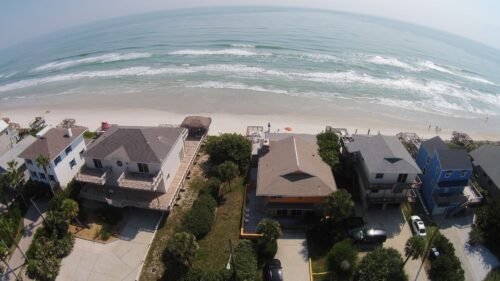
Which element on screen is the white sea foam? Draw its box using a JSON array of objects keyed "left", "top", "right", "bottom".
[
  {"left": 0, "top": 72, "right": 17, "bottom": 79},
  {"left": 366, "top": 55, "right": 418, "bottom": 71},
  {"left": 417, "top": 60, "right": 454, "bottom": 75},
  {"left": 230, "top": 44, "right": 256, "bottom": 48},
  {"left": 169, "top": 49, "right": 270, "bottom": 56},
  {"left": 32, "top": 52, "right": 152, "bottom": 72}
]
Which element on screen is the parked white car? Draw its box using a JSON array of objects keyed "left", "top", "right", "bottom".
[{"left": 410, "top": 215, "right": 427, "bottom": 237}]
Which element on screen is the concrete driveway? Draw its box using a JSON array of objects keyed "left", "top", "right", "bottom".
[
  {"left": 440, "top": 215, "right": 499, "bottom": 281},
  {"left": 57, "top": 208, "right": 161, "bottom": 281},
  {"left": 362, "top": 206, "right": 429, "bottom": 281},
  {"left": 275, "top": 231, "right": 310, "bottom": 281}
]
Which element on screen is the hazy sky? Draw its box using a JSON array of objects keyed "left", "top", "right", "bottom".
[{"left": 1, "top": 0, "right": 499, "bottom": 50}]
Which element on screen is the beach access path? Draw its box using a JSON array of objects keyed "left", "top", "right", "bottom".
[{"left": 4, "top": 200, "right": 48, "bottom": 281}]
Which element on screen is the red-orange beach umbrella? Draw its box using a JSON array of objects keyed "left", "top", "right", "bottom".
[{"left": 284, "top": 127, "right": 293, "bottom": 132}]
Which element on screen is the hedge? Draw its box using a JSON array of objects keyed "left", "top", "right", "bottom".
[{"left": 181, "top": 193, "right": 217, "bottom": 239}]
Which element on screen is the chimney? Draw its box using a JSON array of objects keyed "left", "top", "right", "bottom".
[{"left": 66, "top": 128, "right": 73, "bottom": 138}]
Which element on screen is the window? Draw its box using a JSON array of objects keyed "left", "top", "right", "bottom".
[
  {"left": 79, "top": 149, "right": 85, "bottom": 159},
  {"left": 93, "top": 159, "right": 103, "bottom": 169},
  {"left": 167, "top": 174, "right": 170, "bottom": 180},
  {"left": 39, "top": 173, "right": 46, "bottom": 180},
  {"left": 276, "top": 209, "right": 288, "bottom": 216},
  {"left": 445, "top": 171, "right": 452, "bottom": 178},
  {"left": 436, "top": 167, "right": 439, "bottom": 174},
  {"left": 31, "top": 171, "right": 38, "bottom": 179},
  {"left": 65, "top": 145, "right": 72, "bottom": 155},
  {"left": 461, "top": 171, "right": 467, "bottom": 177},
  {"left": 426, "top": 156, "right": 430, "bottom": 164},
  {"left": 291, "top": 210, "right": 303, "bottom": 216},
  {"left": 117, "top": 161, "right": 123, "bottom": 167},
  {"left": 375, "top": 173, "right": 384, "bottom": 179},
  {"left": 371, "top": 189, "right": 379, "bottom": 193},
  {"left": 138, "top": 163, "right": 149, "bottom": 173},
  {"left": 54, "top": 156, "right": 62, "bottom": 166},
  {"left": 397, "top": 173, "right": 408, "bottom": 183},
  {"left": 69, "top": 159, "right": 76, "bottom": 169},
  {"left": 48, "top": 175, "right": 55, "bottom": 181},
  {"left": 179, "top": 148, "right": 184, "bottom": 160},
  {"left": 422, "top": 168, "right": 426, "bottom": 175},
  {"left": 27, "top": 159, "right": 33, "bottom": 165}
]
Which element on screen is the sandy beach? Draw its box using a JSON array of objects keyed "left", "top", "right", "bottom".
[{"left": 1, "top": 88, "right": 499, "bottom": 141}]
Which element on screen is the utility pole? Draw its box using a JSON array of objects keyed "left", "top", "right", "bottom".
[
  {"left": 228, "top": 239, "right": 237, "bottom": 281},
  {"left": 0, "top": 220, "right": 28, "bottom": 261},
  {"left": 414, "top": 206, "right": 451, "bottom": 281},
  {"left": 30, "top": 197, "right": 48, "bottom": 226},
  {"left": 0, "top": 253, "right": 22, "bottom": 281}
]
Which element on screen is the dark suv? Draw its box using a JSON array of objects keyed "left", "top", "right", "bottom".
[
  {"left": 264, "top": 259, "right": 283, "bottom": 281},
  {"left": 349, "top": 227, "right": 387, "bottom": 244}
]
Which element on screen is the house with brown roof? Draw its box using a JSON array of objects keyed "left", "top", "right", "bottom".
[
  {"left": 257, "top": 134, "right": 337, "bottom": 216},
  {"left": 19, "top": 125, "right": 88, "bottom": 188},
  {"left": 76, "top": 125, "right": 190, "bottom": 210}
]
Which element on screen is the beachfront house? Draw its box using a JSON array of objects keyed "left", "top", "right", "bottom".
[
  {"left": 256, "top": 133, "right": 337, "bottom": 216},
  {"left": 343, "top": 134, "right": 422, "bottom": 209},
  {"left": 0, "top": 135, "right": 36, "bottom": 182},
  {"left": 19, "top": 125, "right": 88, "bottom": 189},
  {"left": 416, "top": 136, "right": 482, "bottom": 215},
  {"left": 0, "top": 119, "right": 20, "bottom": 157},
  {"left": 77, "top": 125, "right": 190, "bottom": 210},
  {"left": 469, "top": 145, "right": 500, "bottom": 200}
]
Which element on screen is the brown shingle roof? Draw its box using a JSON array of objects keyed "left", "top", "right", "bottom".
[
  {"left": 19, "top": 126, "right": 87, "bottom": 161},
  {"left": 180, "top": 116, "right": 212, "bottom": 130},
  {"left": 257, "top": 136, "right": 337, "bottom": 197},
  {"left": 84, "top": 126, "right": 186, "bottom": 164}
]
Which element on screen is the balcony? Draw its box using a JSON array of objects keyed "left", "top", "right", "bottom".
[
  {"left": 117, "top": 170, "right": 163, "bottom": 191},
  {"left": 368, "top": 176, "right": 422, "bottom": 190},
  {"left": 432, "top": 192, "right": 467, "bottom": 208},
  {"left": 366, "top": 188, "right": 417, "bottom": 204},
  {"left": 463, "top": 180, "right": 483, "bottom": 205},
  {"left": 76, "top": 166, "right": 108, "bottom": 185}
]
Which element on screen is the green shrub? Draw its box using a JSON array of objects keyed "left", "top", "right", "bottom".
[
  {"left": 100, "top": 224, "right": 112, "bottom": 241},
  {"left": 429, "top": 255, "right": 464, "bottom": 281},
  {"left": 205, "top": 133, "right": 252, "bottom": 174},
  {"left": 316, "top": 131, "right": 341, "bottom": 168},
  {"left": 233, "top": 240, "right": 258, "bottom": 281},
  {"left": 257, "top": 239, "right": 278, "bottom": 260},
  {"left": 206, "top": 177, "right": 222, "bottom": 201},
  {"left": 181, "top": 193, "right": 217, "bottom": 239},
  {"left": 484, "top": 268, "right": 500, "bottom": 281},
  {"left": 328, "top": 239, "right": 357, "bottom": 277},
  {"left": 355, "top": 247, "right": 407, "bottom": 281}
]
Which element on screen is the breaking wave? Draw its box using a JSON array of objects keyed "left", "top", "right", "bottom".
[
  {"left": 169, "top": 49, "right": 270, "bottom": 56},
  {"left": 366, "top": 55, "right": 419, "bottom": 71},
  {"left": 32, "top": 52, "right": 152, "bottom": 72}
]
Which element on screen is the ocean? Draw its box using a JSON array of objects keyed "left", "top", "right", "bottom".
[{"left": 0, "top": 7, "right": 499, "bottom": 127}]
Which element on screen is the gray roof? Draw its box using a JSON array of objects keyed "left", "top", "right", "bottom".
[
  {"left": 470, "top": 145, "right": 500, "bottom": 187},
  {"left": 345, "top": 134, "right": 421, "bottom": 174},
  {"left": 420, "top": 136, "right": 448, "bottom": 153},
  {"left": 19, "top": 126, "right": 87, "bottom": 161},
  {"left": 85, "top": 126, "right": 186, "bottom": 164},
  {"left": 421, "top": 136, "right": 472, "bottom": 170},
  {"left": 257, "top": 136, "right": 337, "bottom": 197},
  {"left": 0, "top": 136, "right": 36, "bottom": 172}
]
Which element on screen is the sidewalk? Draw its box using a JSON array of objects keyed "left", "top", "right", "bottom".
[{"left": 3, "top": 200, "right": 48, "bottom": 281}]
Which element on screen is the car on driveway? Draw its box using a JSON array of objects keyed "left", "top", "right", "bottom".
[
  {"left": 410, "top": 215, "right": 427, "bottom": 237},
  {"left": 349, "top": 227, "right": 387, "bottom": 244},
  {"left": 264, "top": 259, "right": 284, "bottom": 281}
]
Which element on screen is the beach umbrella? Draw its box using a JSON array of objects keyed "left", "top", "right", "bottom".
[{"left": 284, "top": 127, "right": 292, "bottom": 132}]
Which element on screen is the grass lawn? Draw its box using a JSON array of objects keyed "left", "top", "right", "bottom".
[{"left": 192, "top": 178, "right": 245, "bottom": 271}]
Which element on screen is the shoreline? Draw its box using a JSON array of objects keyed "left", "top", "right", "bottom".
[{"left": 1, "top": 88, "right": 498, "bottom": 141}]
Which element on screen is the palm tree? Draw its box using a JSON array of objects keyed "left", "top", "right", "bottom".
[
  {"left": 36, "top": 154, "right": 53, "bottom": 195},
  {"left": 6, "top": 160, "right": 27, "bottom": 206},
  {"left": 165, "top": 232, "right": 199, "bottom": 267},
  {"left": 256, "top": 219, "right": 282, "bottom": 241},
  {"left": 402, "top": 236, "right": 426, "bottom": 268},
  {"left": 61, "top": 198, "right": 83, "bottom": 226},
  {"left": 325, "top": 189, "right": 355, "bottom": 223}
]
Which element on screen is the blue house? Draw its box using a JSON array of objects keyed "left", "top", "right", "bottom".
[{"left": 416, "top": 136, "right": 481, "bottom": 215}]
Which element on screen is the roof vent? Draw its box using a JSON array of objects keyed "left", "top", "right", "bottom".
[
  {"left": 385, "top": 157, "right": 402, "bottom": 164},
  {"left": 66, "top": 128, "right": 73, "bottom": 138}
]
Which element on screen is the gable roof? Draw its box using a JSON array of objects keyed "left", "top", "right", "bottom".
[
  {"left": 470, "top": 145, "right": 500, "bottom": 187},
  {"left": 257, "top": 136, "right": 337, "bottom": 197},
  {"left": 345, "top": 134, "right": 421, "bottom": 174},
  {"left": 0, "top": 136, "right": 36, "bottom": 172},
  {"left": 19, "top": 126, "right": 87, "bottom": 162},
  {"left": 421, "top": 136, "right": 472, "bottom": 170},
  {"left": 420, "top": 136, "right": 448, "bottom": 153},
  {"left": 84, "top": 126, "right": 186, "bottom": 164}
]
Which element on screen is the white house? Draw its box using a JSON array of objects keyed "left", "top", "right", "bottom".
[
  {"left": 0, "top": 135, "right": 37, "bottom": 182},
  {"left": 76, "top": 125, "right": 188, "bottom": 210},
  {"left": 19, "top": 125, "right": 88, "bottom": 188},
  {"left": 0, "top": 119, "right": 20, "bottom": 157}
]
